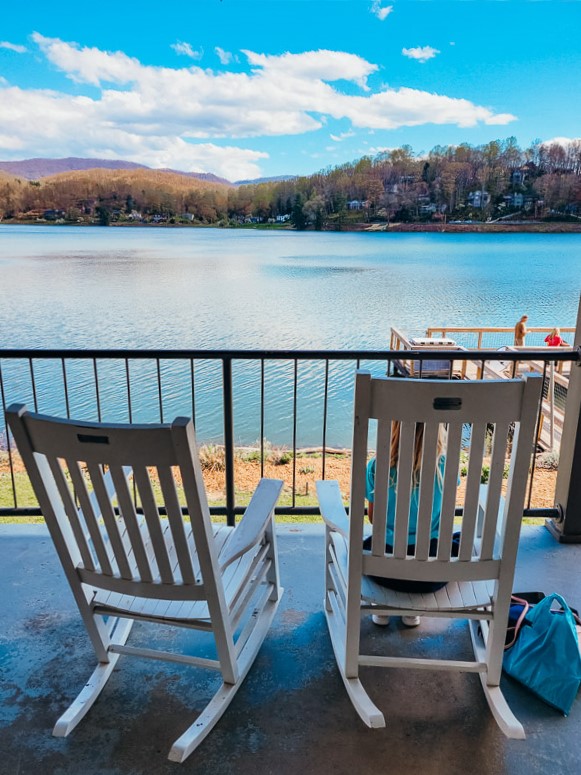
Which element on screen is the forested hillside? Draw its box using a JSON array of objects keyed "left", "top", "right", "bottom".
[{"left": 1, "top": 138, "right": 580, "bottom": 228}]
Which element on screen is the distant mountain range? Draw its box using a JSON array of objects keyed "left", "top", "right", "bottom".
[
  {"left": 0, "top": 157, "right": 295, "bottom": 187},
  {"left": 234, "top": 175, "right": 298, "bottom": 186}
]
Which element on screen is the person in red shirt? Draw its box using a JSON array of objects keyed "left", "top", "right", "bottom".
[{"left": 544, "top": 328, "right": 568, "bottom": 347}]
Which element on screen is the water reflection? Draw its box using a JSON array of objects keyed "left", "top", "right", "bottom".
[{"left": 0, "top": 226, "right": 579, "bottom": 446}]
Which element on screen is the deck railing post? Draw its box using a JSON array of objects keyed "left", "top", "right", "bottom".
[
  {"left": 222, "top": 357, "right": 236, "bottom": 527},
  {"left": 548, "top": 294, "right": 581, "bottom": 543}
]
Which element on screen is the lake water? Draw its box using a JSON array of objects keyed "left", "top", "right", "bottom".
[{"left": 0, "top": 225, "right": 579, "bottom": 447}]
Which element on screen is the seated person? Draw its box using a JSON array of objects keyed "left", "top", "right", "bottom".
[
  {"left": 365, "top": 421, "right": 459, "bottom": 627},
  {"left": 544, "top": 328, "right": 568, "bottom": 347}
]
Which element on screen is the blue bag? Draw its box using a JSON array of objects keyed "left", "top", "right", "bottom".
[{"left": 503, "top": 593, "right": 581, "bottom": 715}]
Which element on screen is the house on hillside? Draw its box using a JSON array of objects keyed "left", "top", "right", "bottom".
[
  {"left": 510, "top": 169, "right": 526, "bottom": 186},
  {"left": 467, "top": 190, "right": 491, "bottom": 208}
]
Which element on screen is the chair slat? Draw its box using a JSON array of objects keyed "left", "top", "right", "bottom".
[
  {"left": 371, "top": 420, "right": 391, "bottom": 557},
  {"left": 414, "top": 422, "right": 439, "bottom": 562},
  {"left": 458, "top": 581, "right": 479, "bottom": 609},
  {"left": 158, "top": 466, "right": 196, "bottom": 585},
  {"left": 47, "top": 457, "right": 95, "bottom": 572},
  {"left": 437, "top": 422, "right": 463, "bottom": 561},
  {"left": 87, "top": 463, "right": 132, "bottom": 579},
  {"left": 133, "top": 467, "right": 174, "bottom": 584},
  {"left": 480, "top": 423, "right": 510, "bottom": 560},
  {"left": 67, "top": 460, "right": 113, "bottom": 576},
  {"left": 459, "top": 422, "right": 486, "bottom": 562},
  {"left": 392, "top": 421, "right": 415, "bottom": 559},
  {"left": 109, "top": 465, "right": 153, "bottom": 583}
]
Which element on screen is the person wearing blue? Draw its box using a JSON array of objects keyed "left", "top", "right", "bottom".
[{"left": 364, "top": 421, "right": 459, "bottom": 628}]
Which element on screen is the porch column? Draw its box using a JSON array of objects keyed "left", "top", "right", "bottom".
[{"left": 547, "top": 293, "right": 581, "bottom": 543}]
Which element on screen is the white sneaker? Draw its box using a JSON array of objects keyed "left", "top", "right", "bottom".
[
  {"left": 371, "top": 614, "right": 391, "bottom": 626},
  {"left": 402, "top": 615, "right": 421, "bottom": 627}
]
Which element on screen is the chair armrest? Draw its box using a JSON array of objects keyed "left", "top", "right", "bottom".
[
  {"left": 316, "top": 480, "right": 349, "bottom": 538},
  {"left": 219, "top": 478, "right": 283, "bottom": 570}
]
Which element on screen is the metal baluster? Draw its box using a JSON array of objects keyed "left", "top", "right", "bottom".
[
  {"left": 28, "top": 358, "right": 38, "bottom": 412},
  {"left": 292, "top": 359, "right": 298, "bottom": 509},
  {"left": 0, "top": 360, "right": 17, "bottom": 509},
  {"left": 156, "top": 358, "right": 163, "bottom": 423},
  {"left": 190, "top": 358, "right": 196, "bottom": 428},
  {"left": 322, "top": 360, "right": 329, "bottom": 481},
  {"left": 527, "top": 359, "right": 548, "bottom": 509},
  {"left": 125, "top": 358, "right": 133, "bottom": 422},
  {"left": 61, "top": 358, "right": 70, "bottom": 418},
  {"left": 93, "top": 358, "right": 101, "bottom": 422},
  {"left": 124, "top": 357, "right": 137, "bottom": 507},
  {"left": 223, "top": 358, "right": 235, "bottom": 526},
  {"left": 260, "top": 359, "right": 265, "bottom": 479}
]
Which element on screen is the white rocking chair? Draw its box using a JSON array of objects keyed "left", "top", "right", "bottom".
[
  {"left": 316, "top": 372, "right": 542, "bottom": 739},
  {"left": 7, "top": 405, "right": 283, "bottom": 762}
]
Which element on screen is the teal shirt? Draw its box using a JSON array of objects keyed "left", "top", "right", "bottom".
[{"left": 365, "top": 457, "right": 445, "bottom": 546}]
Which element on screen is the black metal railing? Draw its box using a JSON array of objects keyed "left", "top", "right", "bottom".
[{"left": 1, "top": 346, "right": 579, "bottom": 526}]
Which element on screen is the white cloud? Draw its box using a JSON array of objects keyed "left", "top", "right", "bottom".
[
  {"left": 541, "top": 136, "right": 581, "bottom": 147},
  {"left": 243, "top": 49, "right": 378, "bottom": 90},
  {"left": 0, "top": 41, "right": 27, "bottom": 53},
  {"left": 215, "top": 47, "right": 234, "bottom": 65},
  {"left": 0, "top": 35, "right": 517, "bottom": 177},
  {"left": 330, "top": 130, "right": 355, "bottom": 142},
  {"left": 402, "top": 46, "right": 441, "bottom": 63},
  {"left": 0, "top": 84, "right": 268, "bottom": 179},
  {"left": 334, "top": 87, "right": 516, "bottom": 129},
  {"left": 32, "top": 32, "right": 141, "bottom": 86},
  {"left": 171, "top": 41, "right": 203, "bottom": 60},
  {"left": 371, "top": 2, "right": 394, "bottom": 21},
  {"left": 367, "top": 146, "right": 397, "bottom": 156}
]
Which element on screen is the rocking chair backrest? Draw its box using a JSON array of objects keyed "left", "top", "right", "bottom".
[
  {"left": 7, "top": 405, "right": 226, "bottom": 606},
  {"left": 349, "top": 373, "right": 542, "bottom": 586}
]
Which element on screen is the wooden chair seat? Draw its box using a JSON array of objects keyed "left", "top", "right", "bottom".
[{"left": 330, "top": 532, "right": 495, "bottom": 613}]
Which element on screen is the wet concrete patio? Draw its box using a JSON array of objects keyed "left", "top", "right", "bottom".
[{"left": 1, "top": 523, "right": 581, "bottom": 775}]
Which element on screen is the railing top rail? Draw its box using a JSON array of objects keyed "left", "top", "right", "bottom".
[
  {"left": 425, "top": 326, "right": 576, "bottom": 334},
  {"left": 1, "top": 348, "right": 578, "bottom": 362}
]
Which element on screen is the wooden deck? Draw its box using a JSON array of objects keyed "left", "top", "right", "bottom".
[{"left": 390, "top": 326, "right": 574, "bottom": 453}]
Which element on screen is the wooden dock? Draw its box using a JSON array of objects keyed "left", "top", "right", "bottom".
[{"left": 390, "top": 326, "right": 575, "bottom": 453}]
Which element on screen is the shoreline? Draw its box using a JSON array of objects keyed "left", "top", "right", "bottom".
[
  {"left": 2, "top": 220, "right": 581, "bottom": 234},
  {"left": 1, "top": 448, "right": 559, "bottom": 511}
]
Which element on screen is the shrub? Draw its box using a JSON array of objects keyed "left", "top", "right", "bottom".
[
  {"left": 536, "top": 450, "right": 559, "bottom": 470},
  {"left": 198, "top": 445, "right": 225, "bottom": 472}
]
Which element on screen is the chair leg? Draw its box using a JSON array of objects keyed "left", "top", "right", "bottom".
[
  {"left": 325, "top": 604, "right": 385, "bottom": 729},
  {"left": 169, "top": 587, "right": 283, "bottom": 762},
  {"left": 53, "top": 618, "right": 133, "bottom": 737},
  {"left": 468, "top": 620, "right": 525, "bottom": 740}
]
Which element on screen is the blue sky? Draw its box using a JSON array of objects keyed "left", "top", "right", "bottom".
[{"left": 1, "top": 0, "right": 580, "bottom": 181}]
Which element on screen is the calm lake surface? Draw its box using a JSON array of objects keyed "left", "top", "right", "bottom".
[{"left": 1, "top": 225, "right": 580, "bottom": 446}]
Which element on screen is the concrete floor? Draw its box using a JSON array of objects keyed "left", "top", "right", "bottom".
[{"left": 1, "top": 523, "right": 581, "bottom": 775}]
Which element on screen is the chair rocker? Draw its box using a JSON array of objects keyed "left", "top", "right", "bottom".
[
  {"left": 316, "top": 372, "right": 542, "bottom": 739},
  {"left": 7, "top": 405, "right": 283, "bottom": 763}
]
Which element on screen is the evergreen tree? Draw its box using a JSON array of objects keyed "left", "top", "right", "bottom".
[{"left": 291, "top": 193, "right": 307, "bottom": 230}]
